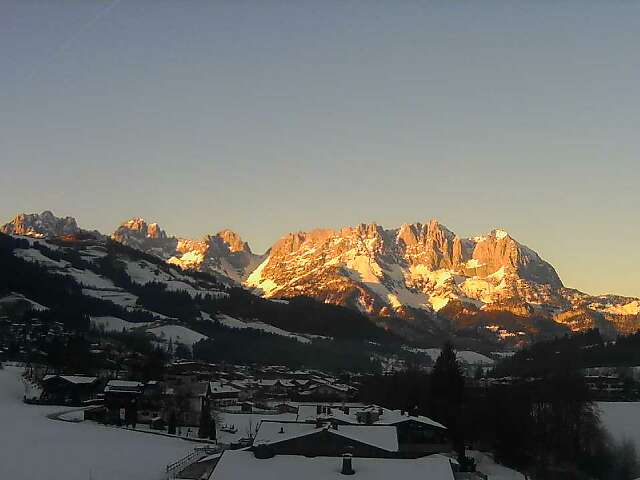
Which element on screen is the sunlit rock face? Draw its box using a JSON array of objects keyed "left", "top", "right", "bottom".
[
  {"left": 1, "top": 211, "right": 80, "bottom": 238},
  {"left": 243, "top": 219, "right": 640, "bottom": 338},
  {"left": 5, "top": 209, "right": 637, "bottom": 339},
  {"left": 246, "top": 219, "right": 563, "bottom": 315},
  {"left": 111, "top": 218, "right": 264, "bottom": 283}
]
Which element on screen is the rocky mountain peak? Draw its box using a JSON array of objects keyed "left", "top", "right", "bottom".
[
  {"left": 216, "top": 229, "right": 252, "bottom": 254},
  {"left": 115, "top": 218, "right": 168, "bottom": 240},
  {"left": 247, "top": 218, "right": 566, "bottom": 325},
  {"left": 111, "top": 218, "right": 263, "bottom": 283},
  {"left": 0, "top": 210, "right": 80, "bottom": 238}
]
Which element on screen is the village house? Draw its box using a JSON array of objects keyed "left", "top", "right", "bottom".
[
  {"left": 251, "top": 420, "right": 400, "bottom": 458},
  {"left": 103, "top": 380, "right": 144, "bottom": 424},
  {"left": 298, "top": 380, "right": 354, "bottom": 401},
  {"left": 208, "top": 381, "right": 241, "bottom": 407},
  {"left": 295, "top": 404, "right": 450, "bottom": 457},
  {"left": 40, "top": 375, "right": 100, "bottom": 405},
  {"left": 207, "top": 449, "right": 458, "bottom": 480}
]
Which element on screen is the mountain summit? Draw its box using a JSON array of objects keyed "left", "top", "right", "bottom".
[
  {"left": 4, "top": 211, "right": 639, "bottom": 341},
  {"left": 246, "top": 219, "right": 563, "bottom": 318},
  {"left": 112, "top": 217, "right": 264, "bottom": 283},
  {"left": 1, "top": 211, "right": 81, "bottom": 238}
]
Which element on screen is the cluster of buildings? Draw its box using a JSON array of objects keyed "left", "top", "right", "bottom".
[
  {"left": 35, "top": 361, "right": 359, "bottom": 428},
  {"left": 0, "top": 314, "right": 69, "bottom": 361},
  {"left": 34, "top": 360, "right": 489, "bottom": 479},
  {"left": 172, "top": 402, "right": 482, "bottom": 480},
  {"left": 582, "top": 366, "right": 640, "bottom": 400}
]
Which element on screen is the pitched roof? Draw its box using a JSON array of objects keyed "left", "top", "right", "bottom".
[
  {"left": 254, "top": 421, "right": 399, "bottom": 452},
  {"left": 209, "top": 382, "right": 240, "bottom": 395},
  {"left": 104, "top": 380, "right": 144, "bottom": 393},
  {"left": 42, "top": 375, "right": 98, "bottom": 385},
  {"left": 295, "top": 404, "right": 446, "bottom": 430},
  {"left": 209, "top": 450, "right": 455, "bottom": 480}
]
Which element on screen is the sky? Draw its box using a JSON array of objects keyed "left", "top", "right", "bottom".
[{"left": 1, "top": 1, "right": 639, "bottom": 296}]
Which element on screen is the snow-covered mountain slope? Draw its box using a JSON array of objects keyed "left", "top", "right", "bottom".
[
  {"left": 246, "top": 220, "right": 563, "bottom": 313},
  {"left": 4, "top": 211, "right": 639, "bottom": 341},
  {"left": 1, "top": 227, "right": 392, "bottom": 351},
  {"left": 112, "top": 218, "right": 265, "bottom": 283},
  {"left": 245, "top": 219, "right": 640, "bottom": 338}
]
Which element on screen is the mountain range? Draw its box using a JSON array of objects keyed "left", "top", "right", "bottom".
[{"left": 3, "top": 210, "right": 639, "bottom": 343}]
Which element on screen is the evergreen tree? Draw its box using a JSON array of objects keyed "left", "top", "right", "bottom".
[
  {"left": 209, "top": 417, "right": 217, "bottom": 441},
  {"left": 430, "top": 341, "right": 465, "bottom": 456},
  {"left": 198, "top": 398, "right": 211, "bottom": 439},
  {"left": 168, "top": 410, "right": 177, "bottom": 435}
]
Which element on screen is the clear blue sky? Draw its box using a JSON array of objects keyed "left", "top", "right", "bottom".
[{"left": 1, "top": 1, "right": 639, "bottom": 296}]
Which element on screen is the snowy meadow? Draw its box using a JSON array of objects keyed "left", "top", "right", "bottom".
[{"left": 0, "top": 366, "right": 193, "bottom": 480}]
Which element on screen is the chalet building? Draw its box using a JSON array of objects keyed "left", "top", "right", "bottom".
[
  {"left": 40, "top": 375, "right": 100, "bottom": 405},
  {"left": 584, "top": 375, "right": 627, "bottom": 400},
  {"left": 298, "top": 381, "right": 354, "bottom": 401},
  {"left": 251, "top": 421, "right": 400, "bottom": 458},
  {"left": 383, "top": 416, "right": 450, "bottom": 457},
  {"left": 207, "top": 448, "right": 458, "bottom": 480},
  {"left": 208, "top": 381, "right": 240, "bottom": 406},
  {"left": 295, "top": 404, "right": 450, "bottom": 457},
  {"left": 104, "top": 380, "right": 144, "bottom": 424},
  {"left": 255, "top": 379, "right": 298, "bottom": 398},
  {"left": 162, "top": 381, "right": 209, "bottom": 426}
]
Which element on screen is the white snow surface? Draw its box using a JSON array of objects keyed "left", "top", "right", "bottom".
[
  {"left": 0, "top": 292, "right": 49, "bottom": 311},
  {"left": 210, "top": 449, "right": 455, "bottom": 480},
  {"left": 598, "top": 402, "right": 640, "bottom": 450},
  {"left": 604, "top": 301, "right": 640, "bottom": 316},
  {"left": 147, "top": 324, "right": 207, "bottom": 347},
  {"left": 468, "top": 450, "right": 526, "bottom": 479},
  {"left": 409, "top": 347, "right": 495, "bottom": 365},
  {"left": 65, "top": 268, "right": 118, "bottom": 289},
  {"left": 81, "top": 289, "right": 139, "bottom": 308},
  {"left": 0, "top": 366, "right": 193, "bottom": 480},
  {"left": 215, "top": 314, "right": 311, "bottom": 344},
  {"left": 253, "top": 421, "right": 399, "bottom": 452},
  {"left": 245, "top": 256, "right": 279, "bottom": 295},
  {"left": 90, "top": 316, "right": 151, "bottom": 332},
  {"left": 14, "top": 248, "right": 70, "bottom": 268}
]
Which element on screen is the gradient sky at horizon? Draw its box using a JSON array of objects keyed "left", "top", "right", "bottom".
[{"left": 1, "top": 1, "right": 639, "bottom": 296}]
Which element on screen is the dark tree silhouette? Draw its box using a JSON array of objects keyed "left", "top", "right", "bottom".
[
  {"left": 198, "top": 398, "right": 211, "bottom": 439},
  {"left": 430, "top": 341, "right": 465, "bottom": 457}
]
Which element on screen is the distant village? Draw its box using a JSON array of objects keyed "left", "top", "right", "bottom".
[
  {"left": 17, "top": 357, "right": 470, "bottom": 480},
  {"left": 3, "top": 304, "right": 640, "bottom": 480}
]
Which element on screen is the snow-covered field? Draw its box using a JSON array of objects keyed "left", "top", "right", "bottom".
[
  {"left": 0, "top": 366, "right": 193, "bottom": 480},
  {"left": 147, "top": 324, "right": 208, "bottom": 347},
  {"left": 214, "top": 313, "right": 311, "bottom": 344},
  {"left": 90, "top": 315, "right": 151, "bottom": 332},
  {"left": 598, "top": 402, "right": 640, "bottom": 450},
  {"left": 468, "top": 451, "right": 525, "bottom": 479},
  {"left": 404, "top": 347, "right": 495, "bottom": 366}
]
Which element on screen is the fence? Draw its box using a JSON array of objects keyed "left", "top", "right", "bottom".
[{"left": 165, "top": 446, "right": 219, "bottom": 479}]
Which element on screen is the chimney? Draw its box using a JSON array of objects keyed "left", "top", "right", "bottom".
[{"left": 341, "top": 454, "right": 355, "bottom": 475}]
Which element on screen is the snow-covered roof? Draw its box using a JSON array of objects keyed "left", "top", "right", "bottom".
[
  {"left": 376, "top": 410, "right": 447, "bottom": 430},
  {"left": 42, "top": 375, "right": 98, "bottom": 385},
  {"left": 295, "top": 404, "right": 446, "bottom": 431},
  {"left": 254, "top": 422, "right": 399, "bottom": 453},
  {"left": 209, "top": 450, "right": 455, "bottom": 480},
  {"left": 209, "top": 382, "right": 240, "bottom": 395},
  {"left": 104, "top": 380, "right": 144, "bottom": 393}
]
